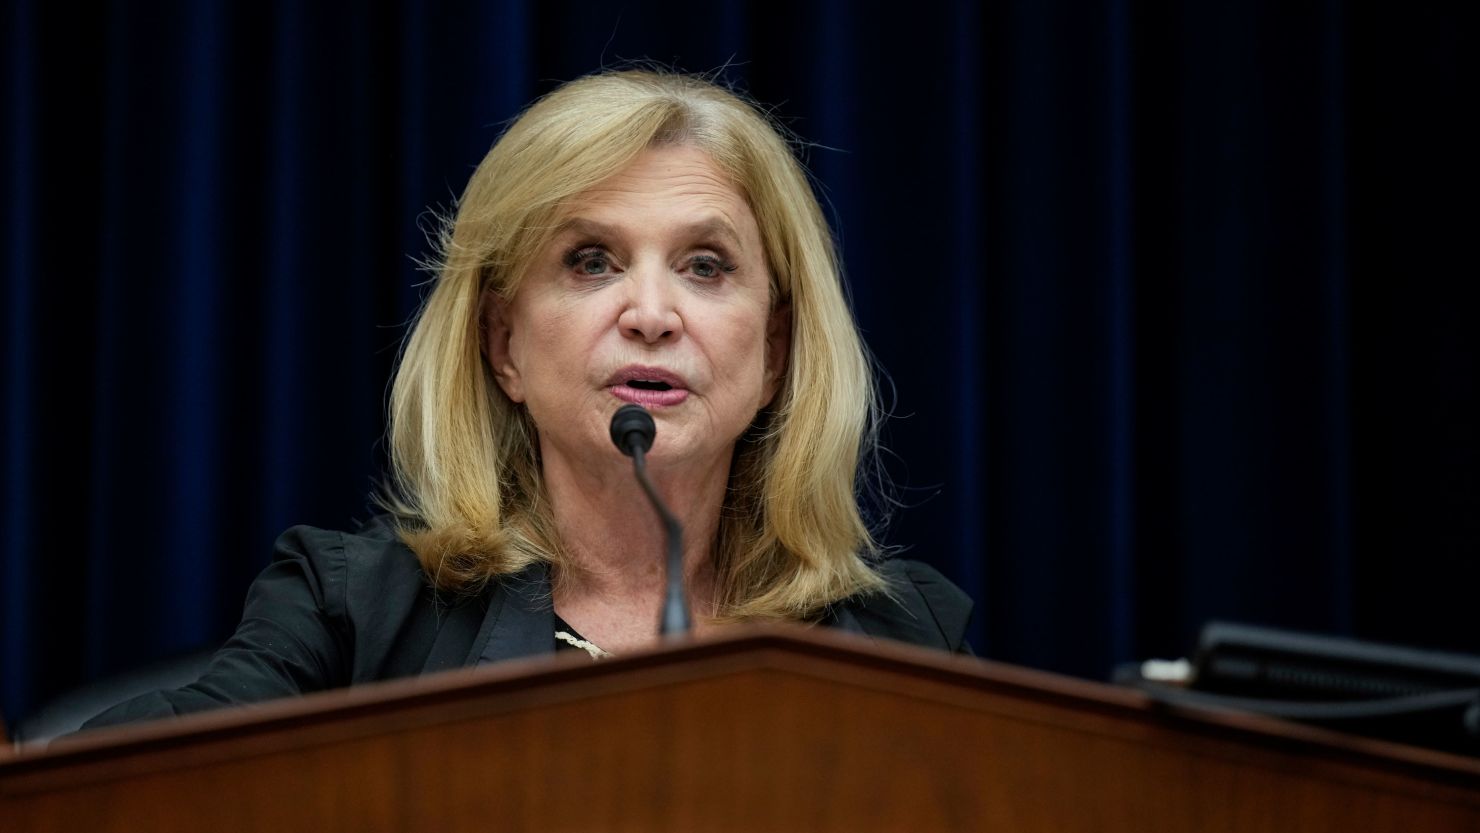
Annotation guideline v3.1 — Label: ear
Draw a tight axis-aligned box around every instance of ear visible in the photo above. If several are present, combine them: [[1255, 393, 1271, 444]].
[[761, 302, 792, 408], [481, 288, 526, 403]]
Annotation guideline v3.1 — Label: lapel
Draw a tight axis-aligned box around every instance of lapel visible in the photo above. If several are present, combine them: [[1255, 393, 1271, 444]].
[[419, 562, 555, 674], [422, 561, 880, 674], [473, 561, 556, 666], [419, 593, 492, 674], [823, 601, 868, 636]]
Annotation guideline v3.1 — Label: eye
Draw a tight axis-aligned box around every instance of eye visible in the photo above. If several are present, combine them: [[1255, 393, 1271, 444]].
[[562, 246, 612, 277], [689, 254, 736, 279]]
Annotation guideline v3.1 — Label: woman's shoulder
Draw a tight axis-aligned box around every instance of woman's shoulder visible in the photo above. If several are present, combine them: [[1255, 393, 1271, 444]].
[[268, 513, 482, 679], [844, 558, 975, 653], [272, 513, 417, 571], [265, 513, 430, 615]]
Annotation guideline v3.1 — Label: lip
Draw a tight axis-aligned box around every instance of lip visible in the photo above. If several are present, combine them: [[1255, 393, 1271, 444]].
[[606, 364, 691, 408]]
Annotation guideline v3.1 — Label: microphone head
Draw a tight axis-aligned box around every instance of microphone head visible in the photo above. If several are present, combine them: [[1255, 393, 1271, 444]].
[[609, 404, 655, 456]]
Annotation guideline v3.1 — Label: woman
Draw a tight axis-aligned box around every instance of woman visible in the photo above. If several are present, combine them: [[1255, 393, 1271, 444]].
[[82, 69, 972, 729]]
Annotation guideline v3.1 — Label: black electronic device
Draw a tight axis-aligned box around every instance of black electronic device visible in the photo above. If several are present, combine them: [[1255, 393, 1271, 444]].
[[1118, 621, 1480, 757]]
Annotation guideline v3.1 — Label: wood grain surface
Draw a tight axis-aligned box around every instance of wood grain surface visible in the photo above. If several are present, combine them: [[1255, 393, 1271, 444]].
[[3, 626, 1478, 832]]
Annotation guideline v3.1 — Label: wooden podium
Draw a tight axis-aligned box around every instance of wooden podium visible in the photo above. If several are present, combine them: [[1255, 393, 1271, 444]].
[[3, 626, 1479, 831]]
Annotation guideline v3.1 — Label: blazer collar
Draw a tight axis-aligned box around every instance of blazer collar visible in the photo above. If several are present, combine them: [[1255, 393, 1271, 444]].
[[473, 562, 556, 666], [418, 562, 554, 674], [425, 560, 875, 674], [822, 601, 867, 635]]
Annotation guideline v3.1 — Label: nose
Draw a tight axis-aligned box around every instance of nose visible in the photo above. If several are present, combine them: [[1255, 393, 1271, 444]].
[[617, 264, 683, 344]]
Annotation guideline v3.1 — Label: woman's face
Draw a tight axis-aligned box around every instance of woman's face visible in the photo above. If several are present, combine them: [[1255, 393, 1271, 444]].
[[484, 144, 789, 475]]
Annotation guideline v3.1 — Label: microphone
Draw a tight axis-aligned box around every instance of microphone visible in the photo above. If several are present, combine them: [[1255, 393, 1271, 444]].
[[609, 404, 691, 636]]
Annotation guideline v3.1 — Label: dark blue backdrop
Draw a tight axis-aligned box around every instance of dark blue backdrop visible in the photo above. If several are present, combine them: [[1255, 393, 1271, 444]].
[[4, 1, 1476, 724]]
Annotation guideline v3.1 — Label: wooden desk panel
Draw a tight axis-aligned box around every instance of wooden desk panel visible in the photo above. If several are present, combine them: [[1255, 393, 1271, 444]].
[[4, 628, 1478, 831]]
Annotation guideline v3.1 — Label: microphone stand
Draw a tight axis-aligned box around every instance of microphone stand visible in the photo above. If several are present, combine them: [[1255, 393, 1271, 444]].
[[610, 404, 691, 636], [627, 443, 691, 636]]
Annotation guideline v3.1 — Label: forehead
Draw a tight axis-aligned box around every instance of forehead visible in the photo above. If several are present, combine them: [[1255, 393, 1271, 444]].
[[558, 145, 758, 235]]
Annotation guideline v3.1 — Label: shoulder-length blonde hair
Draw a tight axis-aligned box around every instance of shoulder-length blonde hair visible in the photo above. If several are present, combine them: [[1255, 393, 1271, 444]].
[[384, 69, 886, 620]]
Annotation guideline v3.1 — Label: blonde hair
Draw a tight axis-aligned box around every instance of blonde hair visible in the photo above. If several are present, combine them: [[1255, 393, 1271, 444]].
[[383, 69, 887, 620]]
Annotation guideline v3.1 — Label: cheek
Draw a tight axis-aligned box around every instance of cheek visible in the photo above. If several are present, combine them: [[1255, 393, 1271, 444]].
[[510, 296, 603, 393], [707, 307, 773, 402], [510, 292, 564, 355]]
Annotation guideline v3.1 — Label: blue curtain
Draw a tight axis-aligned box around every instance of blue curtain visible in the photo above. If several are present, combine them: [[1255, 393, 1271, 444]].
[[4, 0, 1475, 723]]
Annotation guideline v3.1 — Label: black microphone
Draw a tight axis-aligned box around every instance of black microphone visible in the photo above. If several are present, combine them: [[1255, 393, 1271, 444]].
[[609, 404, 691, 636]]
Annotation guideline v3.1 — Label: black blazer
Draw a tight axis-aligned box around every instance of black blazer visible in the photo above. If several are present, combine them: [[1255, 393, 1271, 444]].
[[83, 515, 973, 731]]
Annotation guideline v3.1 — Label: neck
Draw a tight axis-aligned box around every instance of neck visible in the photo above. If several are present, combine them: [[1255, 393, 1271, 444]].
[[540, 443, 729, 615]]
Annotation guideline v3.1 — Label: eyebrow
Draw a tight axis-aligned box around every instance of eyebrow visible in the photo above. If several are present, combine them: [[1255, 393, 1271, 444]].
[[553, 216, 745, 250]]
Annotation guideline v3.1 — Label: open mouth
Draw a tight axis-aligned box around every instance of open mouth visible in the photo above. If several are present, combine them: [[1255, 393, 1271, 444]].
[[609, 366, 690, 407]]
